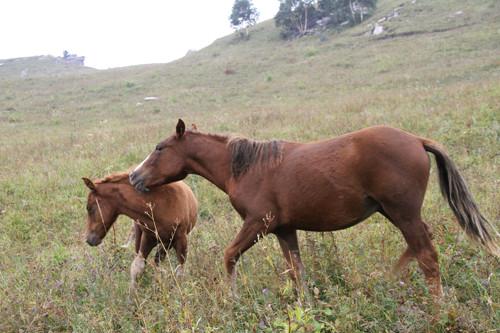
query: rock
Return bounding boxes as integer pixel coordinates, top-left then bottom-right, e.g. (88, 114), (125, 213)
(316, 16), (331, 27)
(143, 97), (159, 101)
(372, 23), (384, 35)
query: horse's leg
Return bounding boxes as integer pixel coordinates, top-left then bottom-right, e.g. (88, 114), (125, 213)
(130, 232), (156, 293)
(121, 222), (136, 248)
(392, 247), (413, 276)
(173, 233), (188, 277)
(154, 247), (167, 265)
(134, 224), (142, 254)
(379, 209), (415, 276)
(155, 233), (177, 265)
(383, 204), (442, 298)
(391, 220), (434, 276)
(275, 229), (307, 288)
(402, 221), (442, 297)
(224, 218), (267, 297)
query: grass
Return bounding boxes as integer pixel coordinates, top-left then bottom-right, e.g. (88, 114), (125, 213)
(0, 0), (499, 331)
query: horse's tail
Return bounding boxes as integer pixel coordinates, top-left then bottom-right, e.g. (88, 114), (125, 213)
(422, 140), (499, 256)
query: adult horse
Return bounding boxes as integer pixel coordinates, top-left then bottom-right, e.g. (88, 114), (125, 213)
(129, 119), (498, 297)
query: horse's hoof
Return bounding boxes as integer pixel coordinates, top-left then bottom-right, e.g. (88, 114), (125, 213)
(175, 265), (185, 278)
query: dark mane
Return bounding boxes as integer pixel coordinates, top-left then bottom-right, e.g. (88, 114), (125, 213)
(228, 137), (283, 178)
(96, 172), (130, 184)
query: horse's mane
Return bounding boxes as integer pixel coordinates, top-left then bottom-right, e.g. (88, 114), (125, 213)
(227, 136), (283, 178)
(95, 172), (130, 184)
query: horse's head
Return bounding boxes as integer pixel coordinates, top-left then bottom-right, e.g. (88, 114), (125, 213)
(129, 119), (189, 192)
(82, 178), (118, 246)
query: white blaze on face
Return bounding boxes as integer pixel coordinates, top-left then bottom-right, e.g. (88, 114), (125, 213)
(134, 153), (152, 173)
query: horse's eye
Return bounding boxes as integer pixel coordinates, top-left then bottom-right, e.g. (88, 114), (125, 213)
(156, 144), (163, 151)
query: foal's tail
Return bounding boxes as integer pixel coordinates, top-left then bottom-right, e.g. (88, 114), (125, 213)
(423, 141), (499, 256)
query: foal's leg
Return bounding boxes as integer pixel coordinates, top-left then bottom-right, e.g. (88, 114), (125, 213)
(130, 232), (156, 293)
(134, 224), (142, 254)
(154, 247), (167, 265)
(224, 218), (267, 297)
(173, 233), (188, 277)
(121, 222), (137, 248)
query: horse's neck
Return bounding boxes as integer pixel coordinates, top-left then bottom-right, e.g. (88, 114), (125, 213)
(111, 185), (149, 222)
(186, 134), (232, 193)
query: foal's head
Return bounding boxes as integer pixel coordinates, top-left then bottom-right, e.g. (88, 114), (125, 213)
(130, 119), (191, 191)
(82, 178), (119, 246)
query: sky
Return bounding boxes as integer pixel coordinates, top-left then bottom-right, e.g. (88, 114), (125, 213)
(0, 0), (280, 69)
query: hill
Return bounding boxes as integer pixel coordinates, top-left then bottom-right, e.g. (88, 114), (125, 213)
(0, 0), (499, 332)
(0, 55), (94, 80)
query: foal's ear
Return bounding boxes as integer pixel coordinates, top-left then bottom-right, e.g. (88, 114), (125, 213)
(176, 118), (186, 138)
(82, 177), (97, 191)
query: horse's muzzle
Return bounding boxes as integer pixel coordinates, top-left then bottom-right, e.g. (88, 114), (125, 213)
(86, 233), (102, 246)
(129, 171), (149, 192)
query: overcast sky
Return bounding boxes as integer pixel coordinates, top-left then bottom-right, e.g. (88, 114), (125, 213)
(0, 0), (279, 69)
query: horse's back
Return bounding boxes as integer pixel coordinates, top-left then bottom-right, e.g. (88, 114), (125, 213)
(153, 181), (198, 229)
(271, 126), (430, 230)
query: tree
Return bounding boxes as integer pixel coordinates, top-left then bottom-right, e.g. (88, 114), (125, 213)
(229, 0), (259, 39)
(318, 0), (377, 25)
(275, 0), (377, 39)
(275, 0), (319, 39)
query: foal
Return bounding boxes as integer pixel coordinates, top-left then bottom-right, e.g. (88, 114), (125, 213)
(82, 173), (198, 290)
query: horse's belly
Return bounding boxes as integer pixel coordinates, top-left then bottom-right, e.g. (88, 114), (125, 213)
(281, 189), (378, 232)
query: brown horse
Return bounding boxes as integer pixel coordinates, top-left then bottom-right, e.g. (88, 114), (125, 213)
(129, 119), (498, 297)
(82, 172), (198, 290)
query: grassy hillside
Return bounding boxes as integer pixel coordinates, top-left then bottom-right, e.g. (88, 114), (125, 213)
(0, 0), (499, 331)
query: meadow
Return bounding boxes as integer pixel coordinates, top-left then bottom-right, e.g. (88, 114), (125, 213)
(0, 0), (499, 331)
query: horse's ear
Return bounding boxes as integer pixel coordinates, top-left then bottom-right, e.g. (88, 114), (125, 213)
(82, 177), (97, 191)
(176, 119), (186, 138)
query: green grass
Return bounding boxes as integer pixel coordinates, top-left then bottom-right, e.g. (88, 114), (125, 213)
(1, 0), (499, 331)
